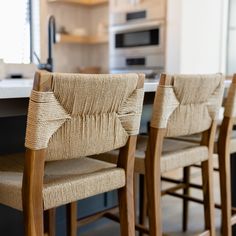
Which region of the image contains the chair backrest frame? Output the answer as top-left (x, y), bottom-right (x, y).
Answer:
top-left (218, 74), bottom-right (236, 155)
top-left (22, 71), bottom-right (144, 235)
top-left (144, 74), bottom-right (222, 234)
top-left (26, 71), bottom-right (145, 161)
top-left (150, 73), bottom-right (224, 138)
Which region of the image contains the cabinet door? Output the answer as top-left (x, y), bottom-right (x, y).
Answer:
top-left (110, 0), bottom-right (131, 12)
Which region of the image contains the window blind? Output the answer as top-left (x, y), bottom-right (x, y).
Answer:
top-left (0, 0), bottom-right (31, 63)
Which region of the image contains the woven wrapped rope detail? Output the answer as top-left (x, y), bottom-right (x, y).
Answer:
top-left (151, 74), bottom-right (224, 137)
top-left (45, 87), bottom-right (144, 161)
top-left (224, 83), bottom-right (236, 118)
top-left (151, 86), bottom-right (180, 129)
top-left (25, 91), bottom-right (71, 150)
top-left (206, 78), bottom-right (225, 120)
top-left (118, 88), bottom-right (144, 135)
top-left (25, 73), bottom-right (144, 161)
top-left (166, 74), bottom-right (224, 137)
top-left (46, 113), bottom-right (129, 161)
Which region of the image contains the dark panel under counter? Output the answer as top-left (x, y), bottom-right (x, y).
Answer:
top-left (140, 92), bottom-right (155, 134)
top-left (0, 98), bottom-right (29, 118)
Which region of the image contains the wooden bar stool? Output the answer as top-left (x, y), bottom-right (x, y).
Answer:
top-left (93, 73), bottom-right (225, 236)
top-left (0, 71), bottom-right (144, 236)
top-left (163, 75), bottom-right (236, 235)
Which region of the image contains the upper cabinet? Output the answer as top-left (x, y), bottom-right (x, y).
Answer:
top-left (48, 0), bottom-right (108, 6)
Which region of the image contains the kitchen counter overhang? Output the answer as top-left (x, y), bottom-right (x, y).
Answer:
top-left (0, 77), bottom-right (230, 118)
top-left (0, 78), bottom-right (160, 98)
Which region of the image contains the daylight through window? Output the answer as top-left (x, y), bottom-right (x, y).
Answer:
top-left (0, 0), bottom-right (31, 63)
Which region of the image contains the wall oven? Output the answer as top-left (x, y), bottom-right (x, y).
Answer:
top-left (109, 20), bottom-right (165, 75)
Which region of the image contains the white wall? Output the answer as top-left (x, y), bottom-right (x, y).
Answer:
top-left (166, 0), bottom-right (228, 74)
top-left (165, 0), bottom-right (182, 73)
top-left (227, 0), bottom-right (236, 74)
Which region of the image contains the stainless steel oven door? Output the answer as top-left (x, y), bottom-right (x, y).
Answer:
top-left (110, 20), bottom-right (165, 57)
top-left (109, 53), bottom-right (165, 72)
top-left (110, 21), bottom-right (165, 67)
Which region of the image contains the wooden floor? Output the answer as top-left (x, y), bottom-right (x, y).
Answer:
top-left (81, 167), bottom-right (222, 236)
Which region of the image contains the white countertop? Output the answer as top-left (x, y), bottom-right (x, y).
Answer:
top-left (0, 79), bottom-right (33, 99)
top-left (0, 78), bottom-right (232, 99)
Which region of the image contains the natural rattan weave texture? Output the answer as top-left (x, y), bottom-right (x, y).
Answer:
top-left (151, 74), bottom-right (224, 137)
top-left (93, 136), bottom-right (209, 174)
top-left (25, 73), bottom-right (144, 161)
top-left (0, 154), bottom-right (125, 210)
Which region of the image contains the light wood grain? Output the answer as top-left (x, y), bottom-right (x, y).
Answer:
top-left (48, 0), bottom-right (108, 6)
top-left (22, 149), bottom-right (46, 236)
top-left (117, 136), bottom-right (137, 236)
top-left (56, 34), bottom-right (108, 44)
top-left (22, 72), bottom-right (52, 236)
top-left (200, 123), bottom-right (217, 236)
top-left (44, 209), bottom-right (56, 236)
top-left (145, 127), bottom-right (165, 236)
top-left (66, 202), bottom-right (77, 236)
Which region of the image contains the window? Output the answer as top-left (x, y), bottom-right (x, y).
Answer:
top-left (0, 0), bottom-right (31, 63)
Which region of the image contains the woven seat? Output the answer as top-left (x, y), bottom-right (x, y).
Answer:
top-left (94, 136), bottom-right (209, 174)
top-left (173, 129), bottom-right (236, 153)
top-left (0, 71), bottom-right (145, 236)
top-left (0, 154), bottom-right (125, 210)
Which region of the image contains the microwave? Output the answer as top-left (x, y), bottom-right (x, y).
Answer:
top-left (109, 20), bottom-right (165, 72)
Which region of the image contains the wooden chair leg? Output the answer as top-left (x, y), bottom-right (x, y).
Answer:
top-left (219, 152), bottom-right (232, 236)
top-left (118, 182), bottom-right (136, 236)
top-left (144, 128), bottom-right (163, 236)
top-left (117, 136), bottom-right (137, 236)
top-left (44, 209), bottom-right (56, 236)
top-left (66, 202), bottom-right (77, 236)
top-left (183, 166), bottom-right (190, 232)
top-left (139, 174), bottom-right (148, 236)
top-left (201, 159), bottom-right (216, 236)
top-left (22, 149), bottom-right (46, 236)
top-left (23, 206), bottom-right (44, 236)
top-left (145, 164), bottom-right (162, 236)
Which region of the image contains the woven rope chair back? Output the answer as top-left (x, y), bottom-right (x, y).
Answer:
top-left (25, 72), bottom-right (144, 161)
top-left (224, 75), bottom-right (236, 122)
top-left (151, 74), bottom-right (225, 137)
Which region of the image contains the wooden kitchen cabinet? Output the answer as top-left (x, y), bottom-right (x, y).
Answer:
top-left (48, 0), bottom-right (108, 6)
top-left (110, 0), bottom-right (165, 16)
top-left (49, 0), bottom-right (109, 45)
top-left (56, 33), bottom-right (108, 44)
